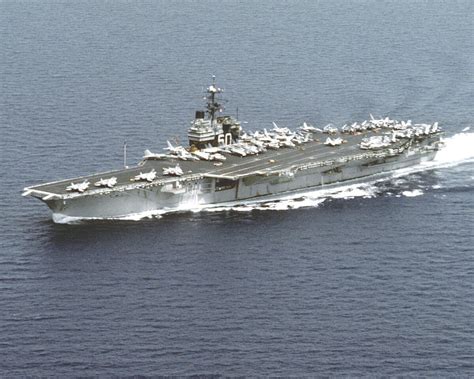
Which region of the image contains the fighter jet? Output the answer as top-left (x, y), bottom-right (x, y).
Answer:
top-left (277, 136), bottom-right (296, 148)
top-left (94, 177), bottom-right (118, 188)
top-left (162, 164), bottom-right (184, 176)
top-left (272, 122), bottom-right (291, 135)
top-left (324, 137), bottom-right (344, 146)
top-left (369, 114), bottom-right (395, 128)
top-left (143, 149), bottom-right (174, 160)
top-left (66, 180), bottom-right (90, 193)
top-left (239, 143), bottom-right (260, 155)
top-left (292, 132), bottom-right (312, 145)
top-left (248, 139), bottom-right (267, 152)
top-left (323, 124), bottom-right (338, 134)
top-left (131, 169), bottom-right (156, 182)
top-left (192, 151), bottom-right (212, 160)
top-left (359, 135), bottom-right (392, 150)
top-left (202, 144), bottom-right (221, 153)
top-left (259, 129), bottom-right (277, 143)
top-left (399, 120), bottom-right (412, 129)
top-left (210, 152), bottom-right (227, 161)
top-left (300, 122), bottom-right (322, 133)
top-left (192, 150), bottom-right (227, 161)
top-left (226, 145), bottom-right (247, 157)
top-left (164, 141), bottom-right (200, 161)
top-left (265, 140), bottom-right (280, 150)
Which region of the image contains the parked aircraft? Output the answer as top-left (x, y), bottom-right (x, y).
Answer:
top-left (94, 177), bottom-right (117, 188)
top-left (66, 180), bottom-right (90, 193)
top-left (131, 169), bottom-right (156, 182)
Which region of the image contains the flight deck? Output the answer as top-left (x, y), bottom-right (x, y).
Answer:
top-left (25, 132), bottom-right (384, 198)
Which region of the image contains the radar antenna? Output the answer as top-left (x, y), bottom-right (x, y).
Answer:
top-left (206, 75), bottom-right (224, 125)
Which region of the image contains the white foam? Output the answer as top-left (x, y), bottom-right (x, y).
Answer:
top-left (432, 132), bottom-right (474, 167)
top-left (384, 132), bottom-right (474, 180)
top-left (52, 213), bottom-right (82, 224)
top-left (52, 132), bottom-right (473, 223)
top-left (175, 181), bottom-right (377, 215)
top-left (401, 189), bottom-right (424, 197)
top-left (329, 185), bottom-right (377, 199)
top-left (52, 209), bottom-right (165, 224)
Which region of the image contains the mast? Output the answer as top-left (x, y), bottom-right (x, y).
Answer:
top-left (188, 76), bottom-right (240, 148)
top-left (206, 75), bottom-right (223, 125)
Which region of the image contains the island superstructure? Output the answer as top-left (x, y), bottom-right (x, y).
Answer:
top-left (23, 77), bottom-right (443, 221)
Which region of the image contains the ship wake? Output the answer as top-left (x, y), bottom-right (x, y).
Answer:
top-left (53, 131), bottom-right (474, 224)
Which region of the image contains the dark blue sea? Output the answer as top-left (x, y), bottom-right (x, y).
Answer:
top-left (1, 0), bottom-right (473, 376)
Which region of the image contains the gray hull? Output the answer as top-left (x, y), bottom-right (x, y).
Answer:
top-left (45, 147), bottom-right (437, 221)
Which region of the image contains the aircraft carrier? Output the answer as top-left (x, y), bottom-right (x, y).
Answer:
top-left (23, 78), bottom-right (443, 221)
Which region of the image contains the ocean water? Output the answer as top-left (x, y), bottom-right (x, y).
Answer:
top-left (1, 0), bottom-right (473, 376)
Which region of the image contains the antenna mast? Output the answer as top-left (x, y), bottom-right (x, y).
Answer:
top-left (123, 141), bottom-right (127, 168)
top-left (206, 75), bottom-right (223, 124)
